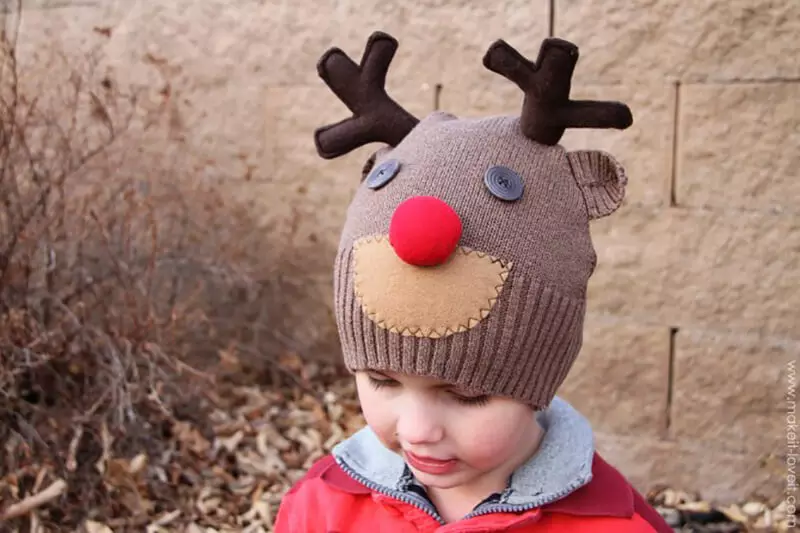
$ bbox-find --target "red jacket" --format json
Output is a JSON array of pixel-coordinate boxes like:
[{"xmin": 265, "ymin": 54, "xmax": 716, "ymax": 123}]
[{"xmin": 274, "ymin": 452, "xmax": 672, "ymax": 532}]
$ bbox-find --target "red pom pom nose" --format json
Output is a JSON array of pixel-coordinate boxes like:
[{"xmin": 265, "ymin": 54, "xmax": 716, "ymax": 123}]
[{"xmin": 389, "ymin": 196, "xmax": 462, "ymax": 266}]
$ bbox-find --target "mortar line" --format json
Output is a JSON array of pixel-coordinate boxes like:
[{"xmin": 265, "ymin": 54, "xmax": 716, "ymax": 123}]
[
  {"xmin": 665, "ymin": 327, "xmax": 678, "ymax": 434},
  {"xmin": 433, "ymin": 83, "xmax": 442, "ymax": 111},
  {"xmin": 685, "ymin": 77, "xmax": 800, "ymax": 85},
  {"xmin": 614, "ymin": 199, "xmax": 799, "ymax": 216},
  {"xmin": 669, "ymin": 81, "xmax": 681, "ymax": 207}
]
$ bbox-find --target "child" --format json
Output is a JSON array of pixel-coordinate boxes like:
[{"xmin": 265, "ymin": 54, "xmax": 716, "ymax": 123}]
[{"xmin": 274, "ymin": 31, "xmax": 673, "ymax": 532}]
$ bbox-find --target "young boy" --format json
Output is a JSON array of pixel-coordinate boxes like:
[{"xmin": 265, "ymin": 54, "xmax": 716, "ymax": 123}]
[{"xmin": 274, "ymin": 31, "xmax": 673, "ymax": 532}]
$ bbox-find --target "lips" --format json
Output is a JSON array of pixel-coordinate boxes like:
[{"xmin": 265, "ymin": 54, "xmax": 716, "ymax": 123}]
[{"xmin": 403, "ymin": 450, "xmax": 458, "ymax": 475}]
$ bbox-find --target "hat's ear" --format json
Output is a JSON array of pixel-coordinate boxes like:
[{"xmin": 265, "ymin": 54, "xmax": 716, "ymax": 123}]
[{"xmin": 566, "ymin": 150, "xmax": 628, "ymax": 220}]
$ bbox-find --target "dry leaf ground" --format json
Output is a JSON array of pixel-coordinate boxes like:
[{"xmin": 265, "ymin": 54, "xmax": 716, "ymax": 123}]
[{"xmin": 0, "ymin": 354, "xmax": 793, "ymax": 532}]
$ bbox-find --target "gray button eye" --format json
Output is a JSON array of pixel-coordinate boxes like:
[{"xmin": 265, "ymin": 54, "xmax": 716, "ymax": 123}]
[
  {"xmin": 484, "ymin": 165, "xmax": 523, "ymax": 201},
  {"xmin": 366, "ymin": 158, "xmax": 401, "ymax": 189}
]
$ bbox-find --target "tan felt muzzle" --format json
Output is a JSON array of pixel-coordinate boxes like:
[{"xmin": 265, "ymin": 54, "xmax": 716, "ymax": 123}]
[{"xmin": 352, "ymin": 235, "xmax": 512, "ymax": 338}]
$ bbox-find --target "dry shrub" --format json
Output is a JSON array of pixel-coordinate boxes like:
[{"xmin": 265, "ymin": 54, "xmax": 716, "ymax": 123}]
[{"xmin": 0, "ymin": 14, "xmax": 313, "ymax": 529}]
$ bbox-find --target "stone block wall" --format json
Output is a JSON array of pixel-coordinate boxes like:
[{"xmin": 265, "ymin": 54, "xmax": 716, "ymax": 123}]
[
  {"xmin": 551, "ymin": 0, "xmax": 798, "ymax": 504},
  {"xmin": 7, "ymin": 0, "xmax": 796, "ymax": 504}
]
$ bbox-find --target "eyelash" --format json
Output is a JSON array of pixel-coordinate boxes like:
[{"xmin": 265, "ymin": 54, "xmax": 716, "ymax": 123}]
[
  {"xmin": 367, "ymin": 376, "xmax": 490, "ymax": 407},
  {"xmin": 367, "ymin": 376, "xmax": 394, "ymax": 390}
]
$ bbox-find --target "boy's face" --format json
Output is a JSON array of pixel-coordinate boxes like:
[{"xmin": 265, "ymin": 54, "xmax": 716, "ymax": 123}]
[{"xmin": 355, "ymin": 369, "xmax": 544, "ymax": 496}]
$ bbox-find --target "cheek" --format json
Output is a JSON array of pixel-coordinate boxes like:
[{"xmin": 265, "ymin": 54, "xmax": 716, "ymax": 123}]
[
  {"xmin": 355, "ymin": 378, "xmax": 398, "ymax": 448},
  {"xmin": 454, "ymin": 409, "xmax": 532, "ymax": 465}
]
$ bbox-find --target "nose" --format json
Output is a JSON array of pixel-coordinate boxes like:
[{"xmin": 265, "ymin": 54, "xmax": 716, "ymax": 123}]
[
  {"xmin": 389, "ymin": 196, "xmax": 463, "ymax": 267},
  {"xmin": 396, "ymin": 399, "xmax": 445, "ymax": 445}
]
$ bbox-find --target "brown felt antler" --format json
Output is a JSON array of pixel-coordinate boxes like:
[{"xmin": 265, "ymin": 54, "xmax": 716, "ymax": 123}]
[
  {"xmin": 314, "ymin": 31, "xmax": 420, "ymax": 159},
  {"xmin": 483, "ymin": 37, "xmax": 633, "ymax": 145}
]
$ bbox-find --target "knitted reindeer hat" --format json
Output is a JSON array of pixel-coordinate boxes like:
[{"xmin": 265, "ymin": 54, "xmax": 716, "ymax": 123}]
[{"xmin": 315, "ymin": 31, "xmax": 633, "ymax": 409}]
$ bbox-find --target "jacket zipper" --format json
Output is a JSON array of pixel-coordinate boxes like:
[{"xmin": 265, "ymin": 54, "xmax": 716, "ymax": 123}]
[
  {"xmin": 333, "ymin": 456, "xmax": 448, "ymax": 525},
  {"xmin": 463, "ymin": 475, "xmax": 590, "ymax": 519}
]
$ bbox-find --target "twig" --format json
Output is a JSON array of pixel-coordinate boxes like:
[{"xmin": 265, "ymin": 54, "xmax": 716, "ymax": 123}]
[
  {"xmin": 30, "ymin": 512, "xmax": 41, "ymax": 533},
  {"xmin": 12, "ymin": 417, "xmax": 50, "ymax": 456},
  {"xmin": 66, "ymin": 425, "xmax": 84, "ymax": 471},
  {"xmin": 0, "ymin": 478, "xmax": 67, "ymax": 521},
  {"xmin": 88, "ymin": 208, "xmax": 145, "ymax": 332},
  {"xmin": 143, "ymin": 342, "xmax": 214, "ymax": 384}
]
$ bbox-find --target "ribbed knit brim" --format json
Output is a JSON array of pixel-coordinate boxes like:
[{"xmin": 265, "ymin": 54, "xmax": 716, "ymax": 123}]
[{"xmin": 333, "ymin": 244, "xmax": 586, "ymax": 409}]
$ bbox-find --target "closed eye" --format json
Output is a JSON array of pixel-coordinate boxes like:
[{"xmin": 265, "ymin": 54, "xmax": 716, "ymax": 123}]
[
  {"xmin": 367, "ymin": 375, "xmax": 398, "ymax": 389},
  {"xmin": 367, "ymin": 374, "xmax": 490, "ymax": 407},
  {"xmin": 450, "ymin": 392, "xmax": 490, "ymax": 407}
]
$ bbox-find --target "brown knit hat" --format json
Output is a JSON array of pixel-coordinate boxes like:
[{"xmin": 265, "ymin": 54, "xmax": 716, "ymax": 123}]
[{"xmin": 314, "ymin": 31, "xmax": 633, "ymax": 409}]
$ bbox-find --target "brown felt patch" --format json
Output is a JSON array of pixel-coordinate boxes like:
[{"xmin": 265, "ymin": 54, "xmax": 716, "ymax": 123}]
[{"xmin": 352, "ymin": 235, "xmax": 512, "ymax": 338}]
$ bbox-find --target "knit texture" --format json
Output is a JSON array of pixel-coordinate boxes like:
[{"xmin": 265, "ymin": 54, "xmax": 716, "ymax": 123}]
[
  {"xmin": 315, "ymin": 33, "xmax": 632, "ymax": 409},
  {"xmin": 330, "ymin": 112, "xmax": 625, "ymax": 408}
]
